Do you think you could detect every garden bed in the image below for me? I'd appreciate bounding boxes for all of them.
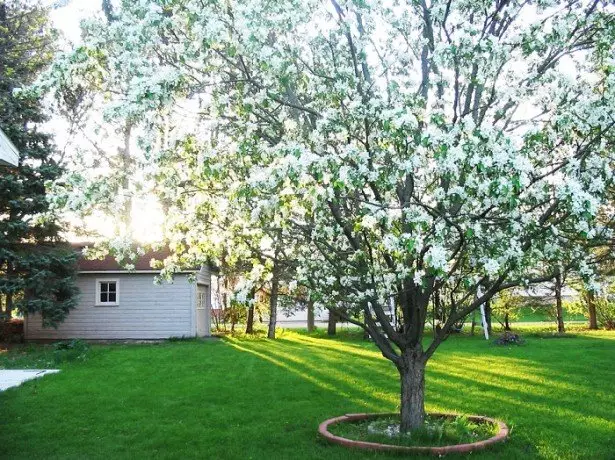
[319,412,508,455]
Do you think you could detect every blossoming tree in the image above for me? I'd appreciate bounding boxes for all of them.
[44,0,615,431]
[155,137,302,338]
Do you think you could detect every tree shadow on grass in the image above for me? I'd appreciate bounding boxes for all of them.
[0,340,407,460]
[257,335,397,381]
[225,337,399,413]
[427,334,615,458]
[1,332,613,459]
[228,332,615,459]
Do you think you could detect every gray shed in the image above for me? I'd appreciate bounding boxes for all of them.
[24,246,213,340]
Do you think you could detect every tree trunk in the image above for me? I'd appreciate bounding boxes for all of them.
[432,296,437,338]
[587,291,598,330]
[399,348,426,432]
[4,293,12,320]
[4,261,13,320]
[484,300,492,334]
[504,313,511,331]
[222,288,228,331]
[267,273,279,339]
[245,305,254,333]
[116,122,133,237]
[327,310,337,335]
[307,299,315,332]
[555,273,565,334]
[470,311,476,336]
[245,288,256,334]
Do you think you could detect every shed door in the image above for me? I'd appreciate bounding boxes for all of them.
[196,284,210,337]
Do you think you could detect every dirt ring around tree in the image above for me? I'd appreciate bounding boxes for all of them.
[318,412,509,455]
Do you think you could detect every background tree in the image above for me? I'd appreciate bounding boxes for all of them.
[152,133,305,338]
[585,289,599,330]
[491,289,523,331]
[575,205,615,329]
[0,0,78,326]
[43,0,615,432]
[569,282,615,330]
[41,0,166,239]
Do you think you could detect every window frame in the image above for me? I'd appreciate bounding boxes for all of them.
[95,278,120,307]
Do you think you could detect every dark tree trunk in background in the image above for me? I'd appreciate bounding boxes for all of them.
[470,311,476,336]
[484,300,492,334]
[327,310,337,335]
[245,289,256,334]
[432,293,439,338]
[307,299,315,332]
[504,313,511,331]
[4,262,13,320]
[245,305,255,333]
[555,272,565,334]
[398,347,426,432]
[267,271,279,339]
[587,291,598,330]
[4,293,12,320]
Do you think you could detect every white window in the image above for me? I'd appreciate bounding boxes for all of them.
[96,279,120,306]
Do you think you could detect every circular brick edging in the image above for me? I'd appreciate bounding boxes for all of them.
[318,412,509,455]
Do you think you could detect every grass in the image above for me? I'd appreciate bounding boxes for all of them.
[0,328,614,459]
[0,339,90,368]
[512,305,586,323]
[329,414,498,447]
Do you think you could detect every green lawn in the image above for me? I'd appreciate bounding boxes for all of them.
[1,329,613,459]
[511,305,587,323]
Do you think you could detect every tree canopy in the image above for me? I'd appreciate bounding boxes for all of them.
[41,0,615,430]
[0,0,78,326]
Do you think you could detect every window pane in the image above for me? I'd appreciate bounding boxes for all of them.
[101,293,108,303]
[108,293,116,302]
[100,282,108,293]
[108,283,116,292]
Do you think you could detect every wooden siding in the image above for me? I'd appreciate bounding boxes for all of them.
[25,273,196,340]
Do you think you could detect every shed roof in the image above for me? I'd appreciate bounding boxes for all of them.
[72,243,186,273]
[71,243,219,274]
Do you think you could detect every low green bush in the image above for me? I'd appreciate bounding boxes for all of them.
[52,339,89,363]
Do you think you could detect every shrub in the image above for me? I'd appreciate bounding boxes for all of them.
[596,301,615,330]
[52,339,89,363]
[494,331,524,345]
[0,319,24,343]
[568,293,615,330]
[491,290,523,329]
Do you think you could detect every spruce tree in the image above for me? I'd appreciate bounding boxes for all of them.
[0,0,78,327]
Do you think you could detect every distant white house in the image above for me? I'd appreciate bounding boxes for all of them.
[277,308,329,324]
[0,128,19,166]
[25,245,214,340]
[514,283,580,302]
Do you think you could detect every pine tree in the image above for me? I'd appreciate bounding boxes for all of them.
[0,0,78,327]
